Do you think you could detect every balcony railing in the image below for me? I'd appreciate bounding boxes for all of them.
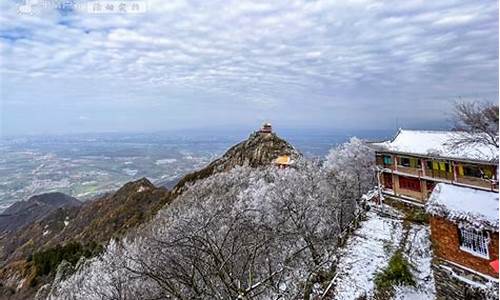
[456,176,498,190]
[423,168,454,181]
[396,165,421,176]
[376,163,499,191]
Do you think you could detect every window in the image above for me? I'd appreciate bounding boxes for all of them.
[458,226,490,259]
[462,165,492,179]
[411,158,421,168]
[463,165,481,178]
[484,168,493,179]
[383,155,392,165]
[399,157,411,167]
[398,176,421,192]
[398,157,421,168]
[428,160,452,172]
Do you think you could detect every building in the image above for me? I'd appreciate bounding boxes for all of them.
[260,123,273,134]
[374,129,498,204]
[274,155,293,168]
[426,183,499,299]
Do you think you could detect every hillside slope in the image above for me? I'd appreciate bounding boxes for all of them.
[0,193,81,234]
[0,129,299,299]
[0,178,171,298]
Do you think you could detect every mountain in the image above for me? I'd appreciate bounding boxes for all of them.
[0,178,169,265]
[0,192,81,234]
[172,130,299,195]
[0,129,299,298]
[0,178,171,299]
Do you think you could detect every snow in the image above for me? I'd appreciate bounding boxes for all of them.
[332,206,436,300]
[393,225,435,300]
[375,129,498,162]
[43,230,50,236]
[137,185,148,193]
[439,265,488,289]
[331,207,404,299]
[426,183,499,229]
[361,188,379,201]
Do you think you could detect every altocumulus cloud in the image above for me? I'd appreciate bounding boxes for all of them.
[0,0,498,135]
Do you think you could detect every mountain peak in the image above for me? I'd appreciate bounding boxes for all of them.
[216,130,299,169]
[115,177,155,195]
[0,192,81,234]
[172,129,300,195]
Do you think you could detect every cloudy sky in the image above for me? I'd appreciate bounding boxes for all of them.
[0,0,498,136]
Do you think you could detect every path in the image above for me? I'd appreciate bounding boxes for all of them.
[330,205,436,300]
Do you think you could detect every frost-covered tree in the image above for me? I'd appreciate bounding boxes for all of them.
[48,161,358,300]
[324,137,376,200]
[452,101,499,149]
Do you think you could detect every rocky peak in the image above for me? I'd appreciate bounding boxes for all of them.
[213,131,299,171]
[172,130,300,195]
[115,177,155,196]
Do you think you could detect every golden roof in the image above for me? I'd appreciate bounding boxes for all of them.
[274,155,291,165]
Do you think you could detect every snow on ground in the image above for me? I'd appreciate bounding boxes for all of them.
[393,225,435,300]
[332,207,404,299]
[332,205,436,300]
[137,185,149,192]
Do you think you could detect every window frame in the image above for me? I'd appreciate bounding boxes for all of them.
[458,225,491,259]
[397,156,421,168]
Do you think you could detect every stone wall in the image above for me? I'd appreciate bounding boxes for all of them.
[433,259,498,300]
[429,216,499,277]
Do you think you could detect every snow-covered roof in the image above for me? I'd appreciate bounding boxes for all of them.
[426,183,499,230]
[374,129,498,162]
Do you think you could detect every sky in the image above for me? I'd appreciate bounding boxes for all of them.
[0,0,498,136]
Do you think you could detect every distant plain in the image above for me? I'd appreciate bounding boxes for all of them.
[0,128,392,211]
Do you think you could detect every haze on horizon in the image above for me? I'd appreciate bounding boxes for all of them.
[0,0,498,137]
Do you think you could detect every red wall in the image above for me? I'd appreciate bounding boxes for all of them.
[429,216,499,278]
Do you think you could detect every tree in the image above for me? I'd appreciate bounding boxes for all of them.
[324,137,376,201]
[47,162,359,300]
[452,101,499,149]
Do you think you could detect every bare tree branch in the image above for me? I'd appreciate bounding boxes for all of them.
[451,100,499,149]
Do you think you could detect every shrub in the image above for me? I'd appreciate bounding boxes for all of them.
[407,210,428,224]
[32,241,103,277]
[374,250,415,290]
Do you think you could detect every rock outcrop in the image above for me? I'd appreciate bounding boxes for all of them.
[172,131,300,195]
